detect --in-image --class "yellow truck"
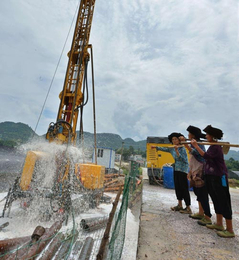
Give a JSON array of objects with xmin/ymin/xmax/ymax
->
[
  {"xmin": 146, "ymin": 136, "xmax": 175, "ymax": 185},
  {"xmin": 147, "ymin": 136, "xmax": 191, "ymax": 185}
]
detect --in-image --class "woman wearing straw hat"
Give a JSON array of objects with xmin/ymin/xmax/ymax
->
[
  {"xmin": 151, "ymin": 132, "xmax": 191, "ymax": 214},
  {"xmin": 180, "ymin": 126, "xmax": 212, "ymax": 225},
  {"xmin": 191, "ymin": 125, "xmax": 235, "ymax": 238}
]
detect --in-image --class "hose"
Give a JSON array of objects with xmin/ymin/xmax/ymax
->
[{"xmin": 151, "ymin": 165, "xmax": 163, "ymax": 186}]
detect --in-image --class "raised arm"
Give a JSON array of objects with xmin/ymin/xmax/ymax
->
[
  {"xmin": 191, "ymin": 139, "xmax": 205, "ymax": 156},
  {"xmin": 179, "ymin": 136, "xmax": 190, "ymax": 151},
  {"xmin": 151, "ymin": 145, "xmax": 171, "ymax": 153}
]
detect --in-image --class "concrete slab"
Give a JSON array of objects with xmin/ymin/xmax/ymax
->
[
  {"xmin": 137, "ymin": 180, "xmax": 239, "ymax": 260},
  {"xmin": 122, "ymin": 194, "xmax": 142, "ymax": 260},
  {"xmin": 142, "ymin": 167, "xmax": 148, "ymax": 180}
]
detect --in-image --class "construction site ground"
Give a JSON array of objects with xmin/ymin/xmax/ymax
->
[
  {"xmin": 137, "ymin": 168, "xmax": 239, "ymax": 260},
  {"xmin": 1, "ymin": 166, "xmax": 239, "ymax": 259}
]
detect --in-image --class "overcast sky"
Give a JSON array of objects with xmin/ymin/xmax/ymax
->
[{"xmin": 1, "ymin": 0, "xmax": 239, "ymax": 143}]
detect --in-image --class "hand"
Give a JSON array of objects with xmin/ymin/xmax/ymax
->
[
  {"xmin": 191, "ymin": 139, "xmax": 198, "ymax": 146},
  {"xmin": 174, "ymin": 145, "xmax": 178, "ymax": 151},
  {"xmin": 151, "ymin": 146, "xmax": 156, "ymax": 149}
]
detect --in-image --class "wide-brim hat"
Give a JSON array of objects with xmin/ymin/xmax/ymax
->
[
  {"xmin": 203, "ymin": 125, "xmax": 223, "ymax": 140},
  {"xmin": 168, "ymin": 132, "xmax": 182, "ymax": 143},
  {"xmin": 186, "ymin": 125, "xmax": 206, "ymax": 140}
]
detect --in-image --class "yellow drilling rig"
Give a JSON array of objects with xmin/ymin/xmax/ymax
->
[{"xmin": 2, "ymin": 0, "xmax": 104, "ymax": 218}]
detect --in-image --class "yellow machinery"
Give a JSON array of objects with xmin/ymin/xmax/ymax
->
[
  {"xmin": 2, "ymin": 0, "xmax": 104, "ymax": 218},
  {"xmin": 20, "ymin": 151, "xmax": 46, "ymax": 191},
  {"xmin": 147, "ymin": 136, "xmax": 190, "ymax": 185},
  {"xmin": 21, "ymin": 0, "xmax": 100, "ymax": 188},
  {"xmin": 147, "ymin": 137, "xmax": 175, "ymax": 185},
  {"xmin": 46, "ymin": 0, "xmax": 96, "ymax": 145}
]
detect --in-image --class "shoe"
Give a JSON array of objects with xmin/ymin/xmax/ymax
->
[
  {"xmin": 189, "ymin": 213, "xmax": 204, "ymax": 219},
  {"xmin": 197, "ymin": 217, "xmax": 212, "ymax": 226},
  {"xmin": 206, "ymin": 223, "xmax": 224, "ymax": 231},
  {"xmin": 179, "ymin": 208, "xmax": 192, "ymax": 214},
  {"xmin": 171, "ymin": 205, "xmax": 183, "ymax": 211},
  {"xmin": 217, "ymin": 230, "xmax": 235, "ymax": 238}
]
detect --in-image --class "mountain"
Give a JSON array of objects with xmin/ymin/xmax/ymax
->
[
  {"xmin": 0, "ymin": 121, "xmax": 146, "ymax": 151},
  {"xmin": 2, "ymin": 121, "xmax": 239, "ymax": 159},
  {"xmin": 80, "ymin": 132, "xmax": 146, "ymax": 151},
  {"xmin": 0, "ymin": 121, "xmax": 38, "ymax": 147},
  {"xmin": 224, "ymin": 150, "xmax": 239, "ymax": 161}
]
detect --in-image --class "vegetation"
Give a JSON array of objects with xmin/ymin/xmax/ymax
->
[
  {"xmin": 0, "ymin": 140, "xmax": 18, "ymax": 148},
  {"xmin": 116, "ymin": 145, "xmax": 146, "ymax": 160},
  {"xmin": 228, "ymin": 179, "xmax": 239, "ymax": 188},
  {"xmin": 0, "ymin": 121, "xmax": 36, "ymax": 147},
  {"xmin": 0, "ymin": 121, "xmax": 146, "ymax": 151},
  {"xmin": 123, "ymin": 168, "xmax": 129, "ymax": 175},
  {"xmin": 225, "ymin": 158, "xmax": 239, "ymax": 171},
  {"xmin": 224, "ymin": 150, "xmax": 239, "ymax": 161},
  {"xmin": 139, "ymin": 167, "xmax": 143, "ymax": 175},
  {"xmin": 82, "ymin": 132, "xmax": 146, "ymax": 151},
  {"xmin": 2, "ymin": 121, "xmax": 239, "ymax": 165}
]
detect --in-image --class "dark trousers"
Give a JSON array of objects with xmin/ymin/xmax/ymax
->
[
  {"xmin": 174, "ymin": 171, "xmax": 191, "ymax": 206},
  {"xmin": 193, "ymin": 186, "xmax": 212, "ymax": 217},
  {"xmin": 205, "ymin": 174, "xmax": 232, "ymax": 220}
]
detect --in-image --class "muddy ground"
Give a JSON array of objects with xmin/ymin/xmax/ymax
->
[{"xmin": 137, "ymin": 180, "xmax": 239, "ymax": 260}]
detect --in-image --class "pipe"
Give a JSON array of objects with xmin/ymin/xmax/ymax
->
[
  {"xmin": 0, "ymin": 222, "xmax": 9, "ymax": 231},
  {"xmin": 80, "ymin": 217, "xmax": 108, "ymax": 232},
  {"xmin": 0, "ymin": 236, "xmax": 31, "ymax": 255},
  {"xmin": 38, "ymin": 233, "xmax": 64, "ymax": 260},
  {"xmin": 89, "ymin": 44, "xmax": 97, "ymax": 165},
  {"xmin": 30, "ymin": 226, "xmax": 46, "ymax": 245},
  {"xmin": 53, "ymin": 239, "xmax": 71, "ymax": 260},
  {"xmin": 5, "ymin": 226, "xmax": 47, "ymax": 260},
  {"xmin": 54, "ymin": 230, "xmax": 79, "ymax": 260},
  {"xmin": 97, "ymin": 186, "xmax": 122, "ymax": 260},
  {"xmin": 181, "ymin": 141, "xmax": 237, "ymax": 146},
  {"xmin": 78, "ymin": 237, "xmax": 94, "ymax": 260},
  {"xmin": 72, "ymin": 241, "xmax": 83, "ymax": 255},
  {"xmin": 18, "ymin": 220, "xmax": 63, "ymax": 260}
]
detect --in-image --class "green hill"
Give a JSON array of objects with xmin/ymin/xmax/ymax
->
[
  {"xmin": 78, "ymin": 132, "xmax": 146, "ymax": 151},
  {"xmin": 224, "ymin": 150, "xmax": 239, "ymax": 161},
  {"xmin": 0, "ymin": 121, "xmax": 37, "ymax": 147},
  {"xmin": 0, "ymin": 121, "xmax": 146, "ymax": 151},
  {"xmin": 2, "ymin": 121, "xmax": 238, "ymax": 159}
]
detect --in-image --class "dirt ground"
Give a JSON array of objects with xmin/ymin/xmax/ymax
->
[{"xmin": 137, "ymin": 179, "xmax": 239, "ymax": 260}]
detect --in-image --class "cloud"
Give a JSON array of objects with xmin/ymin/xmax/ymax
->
[{"xmin": 0, "ymin": 0, "xmax": 239, "ymax": 144}]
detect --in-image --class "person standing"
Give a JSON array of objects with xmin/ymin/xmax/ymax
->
[
  {"xmin": 191, "ymin": 125, "xmax": 235, "ymax": 238},
  {"xmin": 180, "ymin": 126, "xmax": 212, "ymax": 225},
  {"xmin": 152, "ymin": 132, "xmax": 191, "ymax": 214}
]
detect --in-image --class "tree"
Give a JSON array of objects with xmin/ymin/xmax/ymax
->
[
  {"xmin": 225, "ymin": 158, "xmax": 239, "ymax": 171},
  {"xmin": 122, "ymin": 149, "xmax": 131, "ymax": 161},
  {"xmin": 129, "ymin": 146, "xmax": 134, "ymax": 155}
]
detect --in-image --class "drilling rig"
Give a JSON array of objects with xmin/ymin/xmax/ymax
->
[{"xmin": 2, "ymin": 0, "xmax": 104, "ymax": 219}]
